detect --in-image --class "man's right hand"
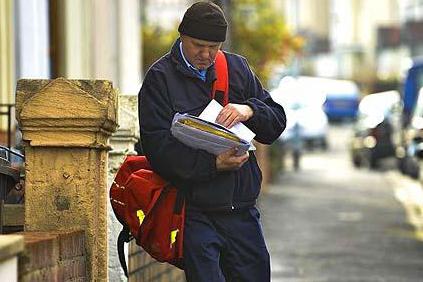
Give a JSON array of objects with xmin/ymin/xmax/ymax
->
[{"xmin": 216, "ymin": 148, "xmax": 249, "ymax": 171}]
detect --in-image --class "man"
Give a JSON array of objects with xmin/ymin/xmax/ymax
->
[{"xmin": 139, "ymin": 2, "xmax": 286, "ymax": 281}]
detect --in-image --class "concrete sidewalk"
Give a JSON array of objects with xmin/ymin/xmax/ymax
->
[{"xmin": 260, "ymin": 126, "xmax": 423, "ymax": 282}]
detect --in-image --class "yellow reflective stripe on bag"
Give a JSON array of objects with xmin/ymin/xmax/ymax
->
[
  {"xmin": 137, "ymin": 209, "xmax": 145, "ymax": 225},
  {"xmin": 170, "ymin": 229, "xmax": 179, "ymax": 247}
]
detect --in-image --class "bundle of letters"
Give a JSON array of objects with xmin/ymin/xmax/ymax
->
[{"xmin": 171, "ymin": 113, "xmax": 252, "ymax": 156}]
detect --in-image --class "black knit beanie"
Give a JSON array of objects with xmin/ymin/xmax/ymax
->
[{"xmin": 178, "ymin": 1, "xmax": 228, "ymax": 42}]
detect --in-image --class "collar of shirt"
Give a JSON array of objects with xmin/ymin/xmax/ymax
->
[{"xmin": 179, "ymin": 42, "xmax": 208, "ymax": 82}]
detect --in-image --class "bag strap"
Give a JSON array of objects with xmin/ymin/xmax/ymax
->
[
  {"xmin": 211, "ymin": 50, "xmax": 229, "ymax": 106},
  {"xmin": 117, "ymin": 225, "xmax": 133, "ymax": 278}
]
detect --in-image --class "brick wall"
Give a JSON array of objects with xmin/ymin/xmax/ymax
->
[
  {"xmin": 128, "ymin": 241, "xmax": 185, "ymax": 282},
  {"xmin": 18, "ymin": 230, "xmax": 86, "ymax": 281}
]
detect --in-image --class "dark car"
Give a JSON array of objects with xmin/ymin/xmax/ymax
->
[
  {"xmin": 350, "ymin": 91, "xmax": 401, "ymax": 169},
  {"xmin": 398, "ymin": 87, "xmax": 423, "ymax": 179}
]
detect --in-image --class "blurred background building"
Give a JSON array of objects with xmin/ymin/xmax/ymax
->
[
  {"xmin": 281, "ymin": 0, "xmax": 423, "ymax": 94},
  {"xmin": 141, "ymin": 0, "xmax": 192, "ymax": 29}
]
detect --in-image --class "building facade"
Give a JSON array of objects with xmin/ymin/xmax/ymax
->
[{"xmin": 281, "ymin": 0, "xmax": 423, "ymax": 93}]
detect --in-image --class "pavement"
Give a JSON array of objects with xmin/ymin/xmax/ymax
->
[{"xmin": 259, "ymin": 125, "xmax": 423, "ymax": 282}]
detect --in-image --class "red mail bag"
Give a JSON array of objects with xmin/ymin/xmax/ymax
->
[{"xmin": 110, "ymin": 155, "xmax": 185, "ymax": 276}]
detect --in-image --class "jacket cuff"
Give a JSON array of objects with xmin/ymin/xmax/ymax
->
[{"xmin": 244, "ymin": 99, "xmax": 259, "ymax": 127}]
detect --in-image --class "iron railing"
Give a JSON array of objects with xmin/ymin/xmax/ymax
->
[{"xmin": 0, "ymin": 104, "xmax": 25, "ymax": 234}]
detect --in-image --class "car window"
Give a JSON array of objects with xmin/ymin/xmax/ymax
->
[
  {"xmin": 413, "ymin": 87, "xmax": 423, "ymax": 118},
  {"xmin": 417, "ymin": 71, "xmax": 423, "ymax": 93}
]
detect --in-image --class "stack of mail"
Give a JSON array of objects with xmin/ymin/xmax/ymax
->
[{"xmin": 171, "ymin": 113, "xmax": 253, "ymax": 156}]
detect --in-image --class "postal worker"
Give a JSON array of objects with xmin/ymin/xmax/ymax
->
[{"xmin": 138, "ymin": 1, "xmax": 286, "ymax": 281}]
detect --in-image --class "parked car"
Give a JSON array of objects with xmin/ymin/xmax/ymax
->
[
  {"xmin": 398, "ymin": 87, "xmax": 423, "ymax": 179},
  {"xmin": 350, "ymin": 90, "xmax": 401, "ymax": 169},
  {"xmin": 394, "ymin": 58, "xmax": 423, "ymax": 176},
  {"xmin": 271, "ymin": 76, "xmax": 329, "ymax": 149}
]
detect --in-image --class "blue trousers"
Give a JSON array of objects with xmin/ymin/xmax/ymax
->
[{"xmin": 183, "ymin": 207, "xmax": 271, "ymax": 282}]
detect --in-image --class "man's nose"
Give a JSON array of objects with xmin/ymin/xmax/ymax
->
[{"xmin": 199, "ymin": 48, "xmax": 210, "ymax": 59}]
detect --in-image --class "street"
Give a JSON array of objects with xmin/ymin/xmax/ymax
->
[{"xmin": 261, "ymin": 124, "xmax": 423, "ymax": 282}]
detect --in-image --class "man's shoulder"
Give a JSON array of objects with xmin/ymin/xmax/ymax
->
[
  {"xmin": 222, "ymin": 51, "xmax": 246, "ymax": 62},
  {"xmin": 222, "ymin": 51, "xmax": 249, "ymax": 69},
  {"xmin": 221, "ymin": 51, "xmax": 252, "ymax": 80},
  {"xmin": 150, "ymin": 53, "xmax": 172, "ymax": 70}
]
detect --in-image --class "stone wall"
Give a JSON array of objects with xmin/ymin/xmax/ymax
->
[{"xmin": 128, "ymin": 242, "xmax": 185, "ymax": 282}]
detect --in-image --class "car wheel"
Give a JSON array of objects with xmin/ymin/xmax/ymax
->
[
  {"xmin": 321, "ymin": 138, "xmax": 329, "ymax": 150},
  {"xmin": 409, "ymin": 165, "xmax": 420, "ymax": 179},
  {"xmin": 369, "ymin": 158, "xmax": 378, "ymax": 169},
  {"xmin": 352, "ymin": 155, "xmax": 362, "ymax": 167},
  {"xmin": 406, "ymin": 158, "xmax": 420, "ymax": 179},
  {"xmin": 397, "ymin": 158, "xmax": 407, "ymax": 174},
  {"xmin": 368, "ymin": 153, "xmax": 379, "ymax": 169}
]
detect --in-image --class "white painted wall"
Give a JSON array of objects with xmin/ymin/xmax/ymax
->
[
  {"xmin": 63, "ymin": 0, "xmax": 92, "ymax": 78},
  {"xmin": 15, "ymin": 0, "xmax": 50, "ymax": 79},
  {"xmin": 117, "ymin": 0, "xmax": 142, "ymax": 95}
]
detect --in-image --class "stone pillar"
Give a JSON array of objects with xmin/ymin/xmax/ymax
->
[
  {"xmin": 108, "ymin": 95, "xmax": 139, "ymax": 281},
  {"xmin": 15, "ymin": 78, "xmax": 118, "ymax": 281}
]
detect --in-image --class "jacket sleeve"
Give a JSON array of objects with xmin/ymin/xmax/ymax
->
[
  {"xmin": 241, "ymin": 59, "xmax": 287, "ymax": 144},
  {"xmin": 139, "ymin": 70, "xmax": 217, "ymax": 183}
]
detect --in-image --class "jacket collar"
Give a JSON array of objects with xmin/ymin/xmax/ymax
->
[{"xmin": 170, "ymin": 38, "xmax": 217, "ymax": 83}]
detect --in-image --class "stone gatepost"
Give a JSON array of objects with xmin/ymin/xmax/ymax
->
[{"xmin": 15, "ymin": 78, "xmax": 118, "ymax": 281}]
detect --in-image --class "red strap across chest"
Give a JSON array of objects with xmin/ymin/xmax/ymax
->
[{"xmin": 211, "ymin": 50, "xmax": 229, "ymax": 106}]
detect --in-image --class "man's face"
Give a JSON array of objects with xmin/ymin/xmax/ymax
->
[{"xmin": 180, "ymin": 35, "xmax": 222, "ymax": 70}]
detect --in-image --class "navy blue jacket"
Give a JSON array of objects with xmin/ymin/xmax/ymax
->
[{"xmin": 139, "ymin": 39, "xmax": 286, "ymax": 211}]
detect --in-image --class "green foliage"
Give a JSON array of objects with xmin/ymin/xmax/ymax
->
[
  {"xmin": 231, "ymin": 0, "xmax": 303, "ymax": 87},
  {"xmin": 141, "ymin": 1, "xmax": 303, "ymax": 86},
  {"xmin": 142, "ymin": 25, "xmax": 178, "ymax": 73}
]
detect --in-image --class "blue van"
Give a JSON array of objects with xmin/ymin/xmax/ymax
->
[
  {"xmin": 402, "ymin": 58, "xmax": 423, "ymax": 120},
  {"xmin": 321, "ymin": 79, "xmax": 360, "ymax": 120}
]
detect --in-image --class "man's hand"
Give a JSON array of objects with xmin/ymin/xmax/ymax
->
[
  {"xmin": 216, "ymin": 148, "xmax": 249, "ymax": 171},
  {"xmin": 215, "ymin": 103, "xmax": 253, "ymax": 128}
]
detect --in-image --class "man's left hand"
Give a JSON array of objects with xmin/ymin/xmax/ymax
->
[{"xmin": 215, "ymin": 103, "xmax": 253, "ymax": 128}]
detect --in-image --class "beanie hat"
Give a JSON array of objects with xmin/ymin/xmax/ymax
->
[{"xmin": 178, "ymin": 1, "xmax": 228, "ymax": 42}]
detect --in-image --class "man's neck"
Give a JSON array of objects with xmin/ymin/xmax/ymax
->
[
  {"xmin": 179, "ymin": 42, "xmax": 200, "ymax": 71},
  {"xmin": 179, "ymin": 41, "xmax": 207, "ymax": 81}
]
